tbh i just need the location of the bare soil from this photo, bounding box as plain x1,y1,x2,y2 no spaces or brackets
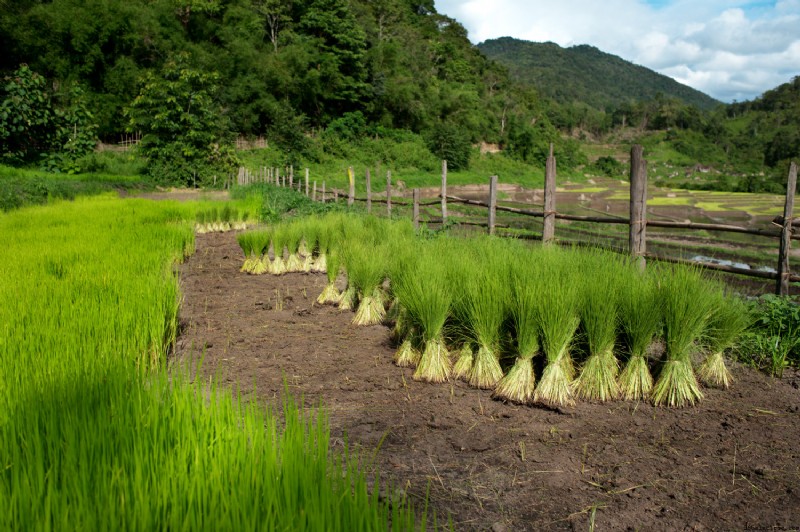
175,231,800,531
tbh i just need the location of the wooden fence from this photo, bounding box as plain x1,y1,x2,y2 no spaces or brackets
235,146,799,296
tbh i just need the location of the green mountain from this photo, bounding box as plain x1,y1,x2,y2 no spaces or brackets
478,37,720,111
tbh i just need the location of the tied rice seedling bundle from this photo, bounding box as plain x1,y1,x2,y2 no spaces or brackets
697,291,749,389
533,247,580,407
250,229,270,275
208,207,219,232
446,247,477,381
269,227,287,275
651,264,716,407
312,223,334,273
617,268,661,401
237,231,260,273
350,242,388,326
337,240,359,311
220,204,233,231
316,249,342,304
393,244,452,382
284,224,305,272
462,239,511,389
493,258,541,404
195,210,207,234
573,252,623,402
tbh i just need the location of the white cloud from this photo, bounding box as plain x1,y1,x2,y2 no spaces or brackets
434,0,800,102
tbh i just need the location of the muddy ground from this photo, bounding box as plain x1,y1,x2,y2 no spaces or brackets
175,231,800,531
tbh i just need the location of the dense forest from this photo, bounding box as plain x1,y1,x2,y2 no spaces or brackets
0,0,797,190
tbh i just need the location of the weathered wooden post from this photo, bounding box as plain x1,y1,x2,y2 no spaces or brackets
312,181,317,202
348,166,355,207
366,168,372,214
334,189,338,203
413,188,420,230
289,165,294,188
305,168,310,196
322,181,326,203
386,170,392,217
441,160,448,224
629,144,648,270
488,175,498,235
543,143,557,243
777,161,798,296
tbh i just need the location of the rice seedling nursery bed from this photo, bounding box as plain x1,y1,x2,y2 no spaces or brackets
175,218,800,531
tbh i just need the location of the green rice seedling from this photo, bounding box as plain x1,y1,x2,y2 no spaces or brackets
317,249,342,305
533,247,581,407
250,229,270,275
209,206,219,232
393,243,452,382
269,226,287,275
651,264,716,407
236,231,259,273
493,257,541,404
698,291,750,389
284,223,305,272
451,343,474,380
195,210,207,234
462,239,511,389
312,221,333,273
220,204,232,231
573,252,623,402
349,241,388,325
617,268,661,401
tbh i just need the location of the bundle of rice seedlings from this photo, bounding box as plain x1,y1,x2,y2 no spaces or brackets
316,249,342,304
394,325,423,368
250,230,270,275
284,224,305,272
312,223,333,273
220,204,233,231
337,241,358,311
651,264,716,407
236,231,259,273
393,245,452,382
616,267,660,400
697,291,749,389
451,343,474,380
350,242,388,326
268,227,287,275
195,211,207,234
208,207,219,232
462,242,510,389
573,254,622,402
533,248,580,407
493,259,540,403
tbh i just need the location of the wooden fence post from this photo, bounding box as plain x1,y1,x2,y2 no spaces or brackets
334,189,338,203
441,160,448,224
777,161,798,296
629,144,648,270
386,170,392,217
312,181,317,202
322,181,326,203
305,168,309,196
348,167,355,207
366,168,372,214
413,188,420,230
289,165,294,188
543,143,556,243
488,175,498,235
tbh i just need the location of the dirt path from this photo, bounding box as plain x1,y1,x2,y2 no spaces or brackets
175,232,800,531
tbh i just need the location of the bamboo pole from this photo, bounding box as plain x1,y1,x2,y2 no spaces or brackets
777,161,797,295
488,175,498,235
366,168,372,214
441,160,448,224
386,170,392,217
629,145,647,269
543,143,556,243
348,167,355,207
413,188,420,230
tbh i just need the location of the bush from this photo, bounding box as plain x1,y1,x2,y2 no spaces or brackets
426,122,471,171
737,294,800,377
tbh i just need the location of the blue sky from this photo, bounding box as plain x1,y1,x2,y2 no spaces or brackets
434,0,800,102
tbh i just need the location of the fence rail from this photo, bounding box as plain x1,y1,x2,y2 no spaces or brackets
234,149,798,296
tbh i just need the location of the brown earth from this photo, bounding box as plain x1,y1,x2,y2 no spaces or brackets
175,231,800,531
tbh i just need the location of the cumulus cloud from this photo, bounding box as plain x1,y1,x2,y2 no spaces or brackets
434,0,800,102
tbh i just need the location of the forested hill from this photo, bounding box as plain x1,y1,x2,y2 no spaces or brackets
0,0,527,143
478,37,720,111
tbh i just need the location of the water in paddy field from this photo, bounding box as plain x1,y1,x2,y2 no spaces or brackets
437,178,795,276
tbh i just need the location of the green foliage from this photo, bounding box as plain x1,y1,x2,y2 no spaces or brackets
125,54,238,187
0,65,97,172
589,155,624,177
426,122,471,171
737,295,800,376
